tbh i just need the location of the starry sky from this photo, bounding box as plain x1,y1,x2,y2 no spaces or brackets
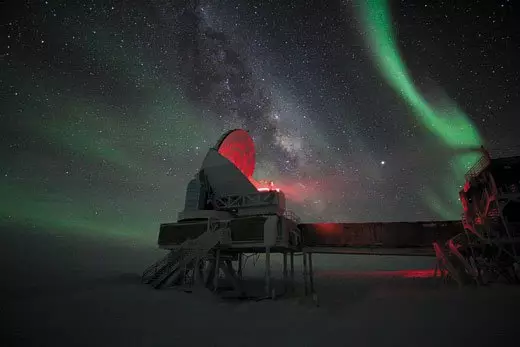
2,0,519,243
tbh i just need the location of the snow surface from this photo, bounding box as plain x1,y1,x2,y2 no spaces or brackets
2,228,519,347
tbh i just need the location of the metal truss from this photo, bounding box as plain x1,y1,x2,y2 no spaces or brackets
213,191,282,211
454,153,520,284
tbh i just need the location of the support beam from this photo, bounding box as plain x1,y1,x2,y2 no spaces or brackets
265,247,271,297
203,258,215,288
303,250,308,295
213,249,221,292
283,252,288,293
309,252,315,294
237,253,243,279
290,251,295,293
194,257,202,286
223,260,244,295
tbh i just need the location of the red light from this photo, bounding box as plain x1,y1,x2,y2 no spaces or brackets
253,179,281,192
317,269,441,279
460,195,469,212
314,223,343,234
217,129,255,179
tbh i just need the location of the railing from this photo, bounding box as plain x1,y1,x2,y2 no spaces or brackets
213,191,281,210
465,154,491,180
284,210,301,224
142,230,207,284
148,229,221,288
141,251,176,283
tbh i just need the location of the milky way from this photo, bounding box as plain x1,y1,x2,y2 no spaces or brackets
1,0,519,243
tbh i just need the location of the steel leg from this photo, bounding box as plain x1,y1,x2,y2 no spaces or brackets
238,253,243,279
303,250,308,296
309,252,315,294
283,252,288,293
290,251,295,292
265,247,271,297
213,249,220,292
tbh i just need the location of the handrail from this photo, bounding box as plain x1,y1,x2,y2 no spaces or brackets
284,210,301,224
141,251,173,283
465,154,491,180
141,236,199,283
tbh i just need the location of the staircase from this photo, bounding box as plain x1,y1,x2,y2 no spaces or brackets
142,228,221,289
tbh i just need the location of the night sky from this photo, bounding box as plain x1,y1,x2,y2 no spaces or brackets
2,0,519,243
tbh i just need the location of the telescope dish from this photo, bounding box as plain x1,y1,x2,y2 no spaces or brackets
199,129,258,198
215,129,256,179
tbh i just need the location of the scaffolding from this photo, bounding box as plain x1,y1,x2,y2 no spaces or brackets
446,152,520,284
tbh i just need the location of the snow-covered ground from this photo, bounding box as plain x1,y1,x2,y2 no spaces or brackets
2,228,519,346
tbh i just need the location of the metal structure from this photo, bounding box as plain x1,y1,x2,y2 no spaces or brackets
299,221,463,294
142,129,301,298
436,149,520,285
143,131,520,299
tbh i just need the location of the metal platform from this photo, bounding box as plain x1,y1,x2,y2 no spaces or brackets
298,221,463,295
299,221,462,248
159,215,301,251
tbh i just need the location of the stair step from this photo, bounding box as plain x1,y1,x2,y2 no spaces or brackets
144,229,221,289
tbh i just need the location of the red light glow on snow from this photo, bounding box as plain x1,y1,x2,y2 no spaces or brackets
317,269,442,279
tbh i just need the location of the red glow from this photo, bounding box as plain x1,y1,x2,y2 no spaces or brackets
254,179,281,192
271,176,348,205
317,269,442,279
252,179,320,203
216,130,348,213
314,223,344,234
460,194,469,212
217,129,255,178
257,187,281,192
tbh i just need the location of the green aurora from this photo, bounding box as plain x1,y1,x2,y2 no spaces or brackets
356,0,483,218
1,1,488,243
1,35,215,244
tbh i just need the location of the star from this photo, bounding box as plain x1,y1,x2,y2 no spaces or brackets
0,0,517,240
